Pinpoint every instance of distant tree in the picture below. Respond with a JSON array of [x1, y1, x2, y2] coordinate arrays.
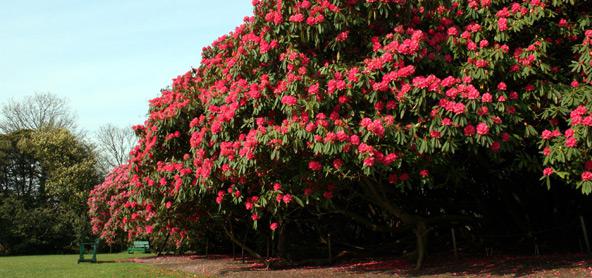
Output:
[[0, 128, 100, 255], [95, 124, 135, 172], [0, 93, 76, 133]]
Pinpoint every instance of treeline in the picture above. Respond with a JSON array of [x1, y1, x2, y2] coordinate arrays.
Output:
[[0, 93, 134, 255]]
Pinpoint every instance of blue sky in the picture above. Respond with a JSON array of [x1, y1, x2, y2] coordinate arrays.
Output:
[[0, 0, 253, 134]]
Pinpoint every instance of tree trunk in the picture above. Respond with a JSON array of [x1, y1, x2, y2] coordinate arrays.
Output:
[[415, 221, 428, 270], [277, 222, 287, 258], [222, 224, 262, 259]]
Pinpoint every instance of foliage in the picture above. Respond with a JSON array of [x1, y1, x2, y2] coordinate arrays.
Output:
[[0, 128, 100, 255], [89, 0, 592, 268]]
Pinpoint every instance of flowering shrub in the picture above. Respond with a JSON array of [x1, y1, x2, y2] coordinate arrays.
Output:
[[88, 165, 130, 244], [89, 0, 591, 268]]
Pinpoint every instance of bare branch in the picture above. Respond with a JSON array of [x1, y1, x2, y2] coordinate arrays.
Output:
[[0, 93, 76, 133], [95, 124, 136, 171]]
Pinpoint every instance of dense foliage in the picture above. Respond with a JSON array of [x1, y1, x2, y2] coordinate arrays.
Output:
[[0, 128, 100, 255], [90, 0, 592, 268]]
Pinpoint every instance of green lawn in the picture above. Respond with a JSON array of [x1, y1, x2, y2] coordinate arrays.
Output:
[[0, 252, 191, 278]]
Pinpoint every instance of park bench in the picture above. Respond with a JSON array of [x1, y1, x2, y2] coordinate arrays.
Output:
[[128, 240, 150, 254], [78, 239, 99, 263]]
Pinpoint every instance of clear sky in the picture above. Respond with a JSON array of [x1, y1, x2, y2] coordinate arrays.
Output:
[[0, 0, 253, 135]]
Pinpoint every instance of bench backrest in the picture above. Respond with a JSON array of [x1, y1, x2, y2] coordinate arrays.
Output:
[[133, 241, 150, 248]]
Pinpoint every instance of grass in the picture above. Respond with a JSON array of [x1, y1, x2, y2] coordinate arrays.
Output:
[[0, 252, 192, 278]]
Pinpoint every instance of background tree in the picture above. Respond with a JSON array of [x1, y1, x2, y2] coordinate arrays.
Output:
[[0, 93, 76, 133], [0, 93, 101, 255], [95, 124, 135, 173]]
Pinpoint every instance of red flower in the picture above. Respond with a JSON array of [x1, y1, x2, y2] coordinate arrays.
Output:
[[430, 130, 441, 138], [419, 169, 429, 177], [308, 160, 322, 171], [490, 141, 501, 152], [270, 222, 278, 231], [582, 171, 592, 181], [333, 159, 344, 169], [543, 167, 553, 176]]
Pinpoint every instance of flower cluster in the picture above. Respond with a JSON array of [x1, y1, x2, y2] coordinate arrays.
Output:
[[89, 0, 592, 247]]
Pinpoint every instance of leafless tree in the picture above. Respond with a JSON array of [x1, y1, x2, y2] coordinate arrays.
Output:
[[0, 93, 76, 133], [95, 124, 136, 171]]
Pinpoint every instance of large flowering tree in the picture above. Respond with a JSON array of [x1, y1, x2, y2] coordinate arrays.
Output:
[[90, 0, 591, 268]]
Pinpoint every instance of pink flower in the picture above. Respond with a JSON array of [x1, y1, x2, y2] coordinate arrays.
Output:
[[335, 31, 349, 42], [476, 123, 489, 135], [282, 194, 293, 204], [281, 95, 298, 106], [571, 80, 579, 88], [273, 182, 282, 191], [251, 213, 260, 221], [498, 18, 508, 31], [543, 167, 553, 176], [541, 130, 553, 140], [383, 153, 398, 165], [363, 157, 375, 167], [565, 137, 577, 148], [350, 135, 360, 145], [270, 222, 278, 231], [165, 201, 172, 209], [481, 93, 492, 103], [145, 225, 154, 234], [289, 13, 304, 22]]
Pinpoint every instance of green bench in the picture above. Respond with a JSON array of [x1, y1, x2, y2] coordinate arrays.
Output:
[[78, 239, 99, 263], [128, 240, 150, 254]]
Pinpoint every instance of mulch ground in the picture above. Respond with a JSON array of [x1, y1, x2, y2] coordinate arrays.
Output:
[[132, 253, 592, 277]]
